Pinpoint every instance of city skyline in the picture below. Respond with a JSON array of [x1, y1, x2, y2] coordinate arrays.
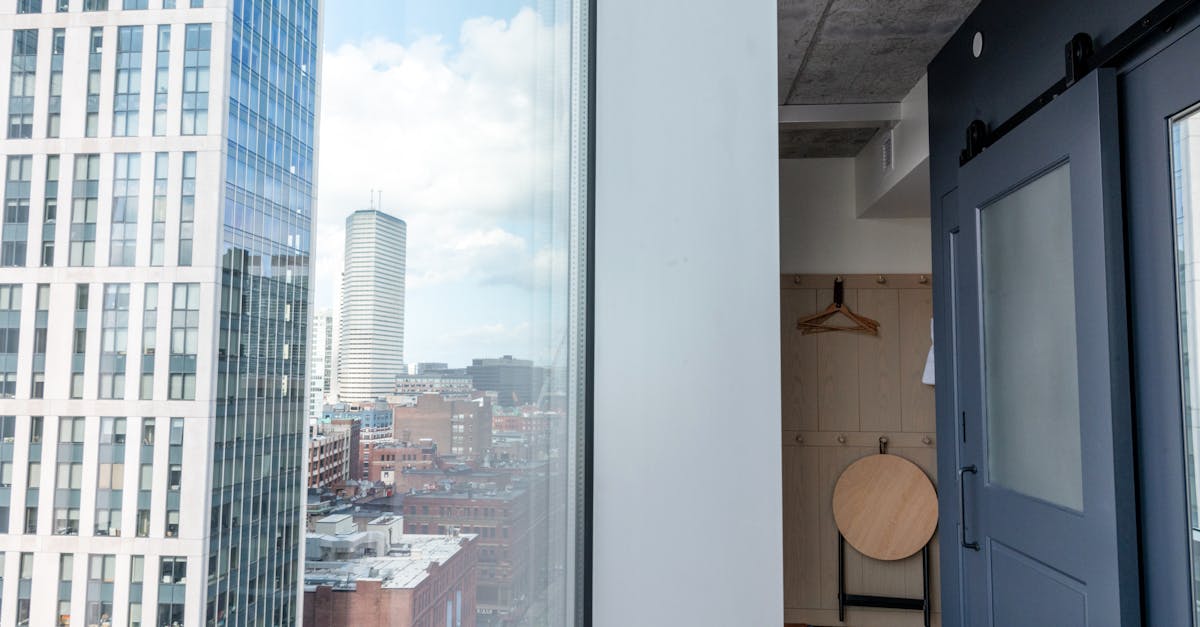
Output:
[[315, 3, 564, 368]]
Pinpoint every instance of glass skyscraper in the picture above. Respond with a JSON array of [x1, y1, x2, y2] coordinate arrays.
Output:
[[0, 0, 320, 625]]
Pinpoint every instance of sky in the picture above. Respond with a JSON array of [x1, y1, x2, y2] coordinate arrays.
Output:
[[315, 2, 568, 369]]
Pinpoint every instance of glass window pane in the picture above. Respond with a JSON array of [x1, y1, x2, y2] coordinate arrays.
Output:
[[1172, 104, 1200, 625], [981, 162, 1083, 510]]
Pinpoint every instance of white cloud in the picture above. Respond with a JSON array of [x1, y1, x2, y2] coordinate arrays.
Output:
[[315, 8, 559, 304]]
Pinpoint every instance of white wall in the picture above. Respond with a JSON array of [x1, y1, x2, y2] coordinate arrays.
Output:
[[593, 0, 783, 625], [780, 158, 932, 274], [855, 76, 932, 219]]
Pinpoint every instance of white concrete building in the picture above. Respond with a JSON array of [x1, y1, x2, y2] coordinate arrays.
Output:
[[308, 308, 333, 419], [0, 1, 321, 626], [338, 210, 406, 403]]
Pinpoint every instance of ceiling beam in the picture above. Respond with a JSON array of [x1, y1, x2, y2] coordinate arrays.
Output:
[[778, 103, 902, 129]]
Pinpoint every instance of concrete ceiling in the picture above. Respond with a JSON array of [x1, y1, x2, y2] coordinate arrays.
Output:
[[780, 127, 880, 159], [778, 0, 977, 157]]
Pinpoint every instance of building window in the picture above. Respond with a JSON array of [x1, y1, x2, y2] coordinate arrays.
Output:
[[129, 556, 145, 627], [16, 553, 33, 624], [85, 27, 103, 136], [169, 284, 199, 400], [32, 284, 48, 398], [154, 26, 171, 135], [141, 284, 159, 399], [96, 417, 126, 537], [109, 154, 140, 266], [47, 29, 65, 137], [2, 155, 31, 267], [0, 286, 21, 399], [83, 0, 108, 11], [124, 0, 148, 8], [54, 434, 83, 536], [178, 152, 196, 265], [164, 418, 183, 536], [86, 554, 115, 626], [151, 153, 168, 265], [181, 24, 212, 135], [99, 285, 131, 398], [17, 0, 42, 12], [7, 30, 37, 139], [70, 154, 100, 266], [42, 155, 59, 266], [158, 557, 186, 624], [55, 554, 72, 626], [113, 26, 144, 136], [72, 285, 89, 398]]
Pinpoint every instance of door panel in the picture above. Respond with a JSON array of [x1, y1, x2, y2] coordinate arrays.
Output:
[[1123, 23, 1200, 626], [952, 69, 1139, 625]]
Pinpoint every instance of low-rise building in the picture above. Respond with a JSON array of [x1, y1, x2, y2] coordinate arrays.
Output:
[[303, 514, 478, 627], [393, 394, 492, 461], [309, 424, 354, 488]]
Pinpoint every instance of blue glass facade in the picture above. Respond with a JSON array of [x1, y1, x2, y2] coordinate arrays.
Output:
[[210, 0, 319, 625]]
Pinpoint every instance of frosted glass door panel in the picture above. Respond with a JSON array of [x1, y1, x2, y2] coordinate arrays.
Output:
[[980, 163, 1083, 511]]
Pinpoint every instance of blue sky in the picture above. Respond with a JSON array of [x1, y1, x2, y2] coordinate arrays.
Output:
[[324, 1, 532, 48], [316, 2, 563, 369]]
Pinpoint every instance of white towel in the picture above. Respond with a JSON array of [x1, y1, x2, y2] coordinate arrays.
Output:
[[922, 318, 935, 386]]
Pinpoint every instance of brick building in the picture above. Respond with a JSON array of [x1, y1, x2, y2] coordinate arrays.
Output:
[[304, 518, 478, 627], [393, 394, 492, 461], [402, 489, 537, 624], [366, 441, 435, 484]]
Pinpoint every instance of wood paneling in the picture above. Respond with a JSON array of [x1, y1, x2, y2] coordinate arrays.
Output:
[[781, 274, 938, 627]]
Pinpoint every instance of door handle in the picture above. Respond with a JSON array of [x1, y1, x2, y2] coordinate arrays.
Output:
[[959, 464, 980, 551]]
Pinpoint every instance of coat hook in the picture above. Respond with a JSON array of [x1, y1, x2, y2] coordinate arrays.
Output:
[[794, 434, 804, 444], [837, 434, 846, 445], [793, 275, 802, 284], [918, 275, 929, 284], [876, 275, 887, 284], [879, 436, 889, 454], [922, 436, 933, 446]]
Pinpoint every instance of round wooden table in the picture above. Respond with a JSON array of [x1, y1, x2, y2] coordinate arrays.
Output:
[[832, 454, 938, 561]]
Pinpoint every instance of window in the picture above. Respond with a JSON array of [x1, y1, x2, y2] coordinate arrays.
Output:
[[86, 555, 115, 627], [154, 26, 171, 135], [70, 155, 100, 266], [7, 30, 37, 139], [158, 557, 186, 625], [3, 156, 32, 267], [72, 285, 90, 398], [110, 154, 140, 266], [124, 0, 148, 7], [41, 155, 59, 266], [151, 154, 168, 265], [165, 418, 183, 536], [129, 556, 145, 627], [169, 284, 199, 399], [0, 286, 21, 398], [83, 0, 108, 11], [181, 24, 212, 135], [178, 152, 196, 265], [17, 0, 42, 12], [55, 554, 72, 626], [47, 29, 65, 137], [141, 284, 159, 399], [99, 285, 131, 399], [85, 28, 103, 136], [113, 26, 144, 136]]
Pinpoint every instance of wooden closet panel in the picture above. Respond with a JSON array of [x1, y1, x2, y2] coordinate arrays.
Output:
[[900, 289, 936, 433], [817, 288, 861, 432], [782, 274, 938, 626], [781, 289, 819, 431], [858, 289, 902, 432], [783, 445, 822, 609]]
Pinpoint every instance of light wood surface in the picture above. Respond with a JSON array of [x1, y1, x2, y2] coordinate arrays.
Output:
[[832, 454, 938, 561], [781, 273, 940, 625]]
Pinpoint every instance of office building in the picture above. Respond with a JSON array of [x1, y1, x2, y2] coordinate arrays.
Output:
[[308, 308, 333, 419], [338, 209, 406, 402], [0, 1, 321, 625], [466, 356, 544, 406]]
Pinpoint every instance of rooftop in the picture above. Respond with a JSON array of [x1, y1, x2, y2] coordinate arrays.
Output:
[[304, 533, 475, 591]]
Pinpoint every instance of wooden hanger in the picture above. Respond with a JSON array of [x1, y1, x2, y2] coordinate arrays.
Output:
[[796, 277, 880, 336]]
